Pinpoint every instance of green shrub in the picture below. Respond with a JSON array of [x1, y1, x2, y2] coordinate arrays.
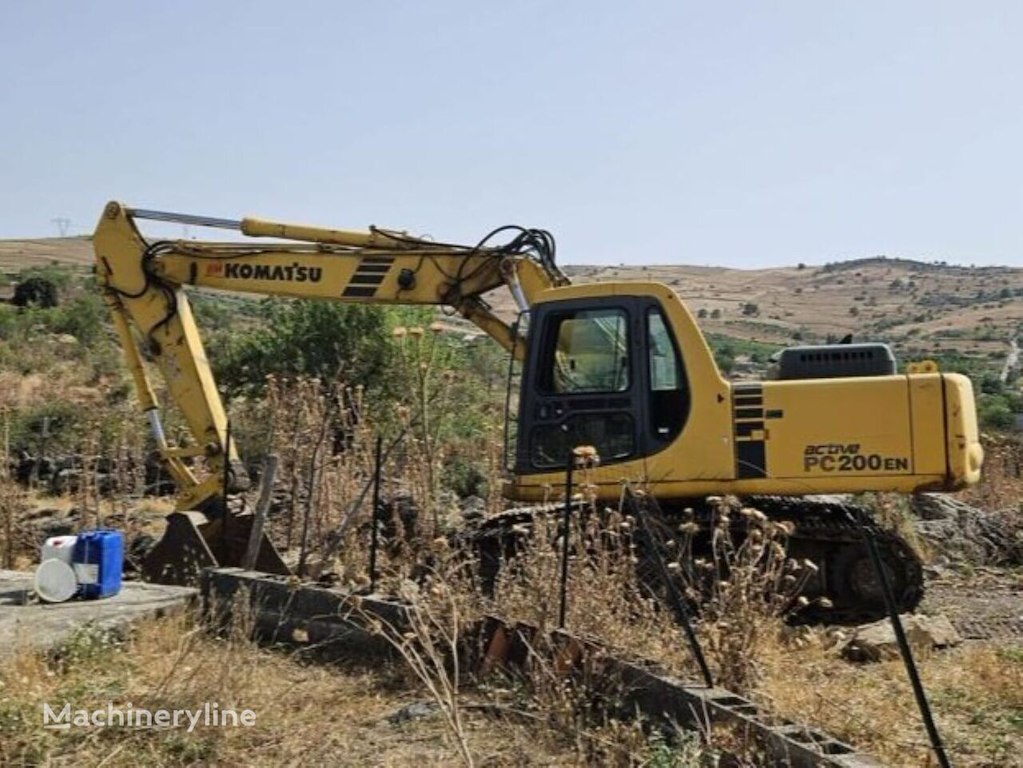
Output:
[[978, 390, 1021, 431], [211, 299, 397, 397], [51, 293, 106, 346]]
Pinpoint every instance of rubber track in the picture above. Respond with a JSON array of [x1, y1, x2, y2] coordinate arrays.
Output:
[[745, 495, 924, 623], [459, 495, 925, 625]]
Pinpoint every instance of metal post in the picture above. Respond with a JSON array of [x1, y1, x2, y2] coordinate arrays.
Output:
[[628, 489, 714, 688], [558, 453, 575, 630], [221, 419, 231, 562], [368, 434, 383, 592], [857, 512, 951, 768], [243, 454, 278, 571]]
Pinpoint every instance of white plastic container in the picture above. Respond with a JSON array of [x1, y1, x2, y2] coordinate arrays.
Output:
[[35, 559, 78, 603], [42, 535, 78, 565]]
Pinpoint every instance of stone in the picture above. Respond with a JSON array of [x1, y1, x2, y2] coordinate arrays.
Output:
[[912, 493, 1019, 565], [386, 701, 440, 724], [842, 613, 962, 662], [0, 569, 196, 657]]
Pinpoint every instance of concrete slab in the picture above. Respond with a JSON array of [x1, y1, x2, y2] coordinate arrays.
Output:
[[0, 569, 197, 657]]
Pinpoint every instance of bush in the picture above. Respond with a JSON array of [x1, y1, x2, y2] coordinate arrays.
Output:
[[714, 345, 735, 375], [9, 400, 90, 455], [12, 277, 58, 308], [212, 300, 397, 397], [978, 394, 1019, 431], [52, 293, 106, 346]]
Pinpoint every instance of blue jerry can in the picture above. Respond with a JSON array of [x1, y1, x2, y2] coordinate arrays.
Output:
[[72, 530, 124, 599]]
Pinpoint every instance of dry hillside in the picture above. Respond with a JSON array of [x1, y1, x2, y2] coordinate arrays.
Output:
[[1, 236, 1021, 371], [555, 259, 1023, 364], [0, 237, 92, 270]]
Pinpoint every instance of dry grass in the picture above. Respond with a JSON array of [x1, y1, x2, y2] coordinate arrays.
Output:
[[475, 482, 1023, 766], [486, 501, 689, 671], [961, 434, 1023, 514], [0, 607, 644, 768], [754, 632, 1023, 767]]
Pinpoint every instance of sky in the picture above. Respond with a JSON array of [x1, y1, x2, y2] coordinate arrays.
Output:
[[1, 2, 1021, 268]]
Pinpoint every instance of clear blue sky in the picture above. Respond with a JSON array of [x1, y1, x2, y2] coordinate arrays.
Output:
[[1, 2, 1021, 267]]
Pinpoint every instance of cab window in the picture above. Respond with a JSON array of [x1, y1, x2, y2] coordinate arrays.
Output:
[[540, 308, 630, 394], [647, 308, 687, 442]]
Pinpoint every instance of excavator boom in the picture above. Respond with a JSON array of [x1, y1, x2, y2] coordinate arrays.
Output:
[[95, 201, 565, 581]]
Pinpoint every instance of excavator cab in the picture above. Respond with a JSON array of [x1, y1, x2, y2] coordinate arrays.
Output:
[[504, 280, 982, 506], [513, 295, 690, 474]]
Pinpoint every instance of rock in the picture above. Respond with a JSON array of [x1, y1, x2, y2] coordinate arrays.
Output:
[[842, 613, 961, 662], [386, 701, 440, 724], [460, 495, 487, 521], [912, 494, 970, 521], [125, 533, 156, 573], [35, 515, 75, 540], [912, 494, 1019, 566]]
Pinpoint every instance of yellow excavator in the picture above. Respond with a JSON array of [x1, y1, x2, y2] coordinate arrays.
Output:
[[94, 202, 983, 619]]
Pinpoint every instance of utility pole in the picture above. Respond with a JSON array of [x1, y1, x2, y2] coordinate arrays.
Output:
[[51, 218, 71, 236]]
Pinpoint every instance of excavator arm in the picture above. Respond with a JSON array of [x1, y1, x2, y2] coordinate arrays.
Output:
[[94, 201, 566, 580]]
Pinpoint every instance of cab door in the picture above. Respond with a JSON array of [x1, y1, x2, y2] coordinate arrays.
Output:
[[515, 296, 691, 474]]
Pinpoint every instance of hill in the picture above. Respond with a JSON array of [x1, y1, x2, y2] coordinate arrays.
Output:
[[507, 257, 1022, 376], [0, 236, 93, 271], [0, 237, 1020, 375]]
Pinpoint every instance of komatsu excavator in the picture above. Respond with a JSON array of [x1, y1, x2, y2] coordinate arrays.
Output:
[[94, 202, 983, 620]]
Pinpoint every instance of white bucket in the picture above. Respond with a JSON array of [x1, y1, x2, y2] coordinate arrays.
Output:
[[42, 535, 78, 565], [35, 559, 78, 603]]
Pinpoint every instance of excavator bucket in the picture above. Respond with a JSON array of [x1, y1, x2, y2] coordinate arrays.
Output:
[[142, 511, 291, 585]]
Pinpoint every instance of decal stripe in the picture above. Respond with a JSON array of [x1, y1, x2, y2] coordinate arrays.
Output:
[[737, 442, 767, 479], [341, 257, 395, 298], [349, 273, 387, 285], [734, 395, 763, 406], [735, 407, 765, 420], [736, 421, 765, 438], [732, 386, 768, 479]]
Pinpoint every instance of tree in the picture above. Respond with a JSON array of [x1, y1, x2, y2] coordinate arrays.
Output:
[[741, 302, 759, 317], [213, 299, 396, 397]]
